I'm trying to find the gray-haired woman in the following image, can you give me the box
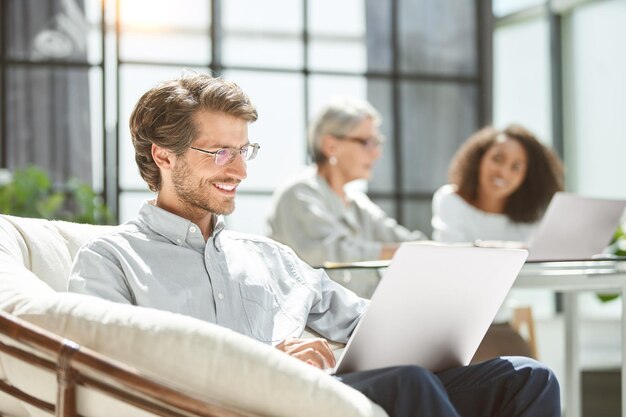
[267,97,426,298]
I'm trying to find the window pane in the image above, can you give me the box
[223,37,302,69]
[365,0,393,73]
[398,0,477,76]
[308,0,366,72]
[119,191,155,223]
[119,0,210,29]
[493,0,546,17]
[118,65,207,190]
[308,41,366,73]
[6,66,95,185]
[120,33,211,65]
[493,18,552,144]
[223,70,306,191]
[88,67,104,193]
[223,0,302,69]
[307,75,367,120]
[223,0,301,32]
[401,198,433,237]
[367,79,395,194]
[225,194,273,235]
[563,0,626,199]
[85,0,103,64]
[400,82,478,193]
[7,0,102,64]
[119,0,211,64]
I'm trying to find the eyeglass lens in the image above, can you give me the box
[337,135,382,150]
[214,144,259,166]
[359,138,380,149]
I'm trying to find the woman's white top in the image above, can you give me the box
[431,184,537,244]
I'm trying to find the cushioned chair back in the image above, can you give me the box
[0,215,115,417]
[0,215,115,291]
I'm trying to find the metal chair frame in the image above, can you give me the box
[0,311,257,417]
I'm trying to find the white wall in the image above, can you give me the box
[563,0,626,199]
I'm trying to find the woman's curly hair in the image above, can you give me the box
[448,124,564,223]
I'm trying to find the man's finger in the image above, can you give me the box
[275,337,336,368]
[293,348,325,369]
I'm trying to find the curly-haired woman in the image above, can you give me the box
[432,125,563,244]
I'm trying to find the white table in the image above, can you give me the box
[516,260,626,417]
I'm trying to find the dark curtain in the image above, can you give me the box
[5,0,92,186]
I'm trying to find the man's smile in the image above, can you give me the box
[213,182,238,194]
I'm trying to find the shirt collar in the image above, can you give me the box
[137,200,226,250]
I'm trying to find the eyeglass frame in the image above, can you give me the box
[189,143,260,166]
[332,134,384,150]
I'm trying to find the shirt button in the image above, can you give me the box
[175,238,182,244]
[218,293,224,300]
[189,226,197,233]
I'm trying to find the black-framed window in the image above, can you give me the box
[1,0,491,237]
[1,0,105,191]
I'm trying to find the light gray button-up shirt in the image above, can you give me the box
[68,201,367,344]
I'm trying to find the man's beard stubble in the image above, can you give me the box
[171,157,236,216]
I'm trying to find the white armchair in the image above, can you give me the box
[0,214,387,417]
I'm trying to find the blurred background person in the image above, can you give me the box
[432,124,564,362]
[432,124,563,244]
[267,97,427,298]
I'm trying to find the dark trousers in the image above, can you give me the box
[336,357,560,417]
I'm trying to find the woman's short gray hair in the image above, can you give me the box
[308,97,381,164]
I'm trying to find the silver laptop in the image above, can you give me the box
[332,243,528,375]
[526,192,626,262]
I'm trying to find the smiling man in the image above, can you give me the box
[68,73,560,417]
[153,109,254,239]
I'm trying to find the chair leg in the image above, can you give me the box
[57,340,80,417]
[511,306,538,359]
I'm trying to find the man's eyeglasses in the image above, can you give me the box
[189,143,260,166]
[333,134,384,151]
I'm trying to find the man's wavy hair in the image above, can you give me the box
[129,73,258,192]
[448,124,564,223]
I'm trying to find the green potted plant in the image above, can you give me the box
[608,225,626,257]
[0,166,114,225]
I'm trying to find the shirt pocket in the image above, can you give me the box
[239,283,301,343]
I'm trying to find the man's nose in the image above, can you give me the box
[226,153,248,180]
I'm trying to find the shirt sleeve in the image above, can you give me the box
[68,241,135,305]
[287,251,368,343]
[431,185,472,243]
[352,192,428,243]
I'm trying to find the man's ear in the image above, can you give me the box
[151,144,174,169]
